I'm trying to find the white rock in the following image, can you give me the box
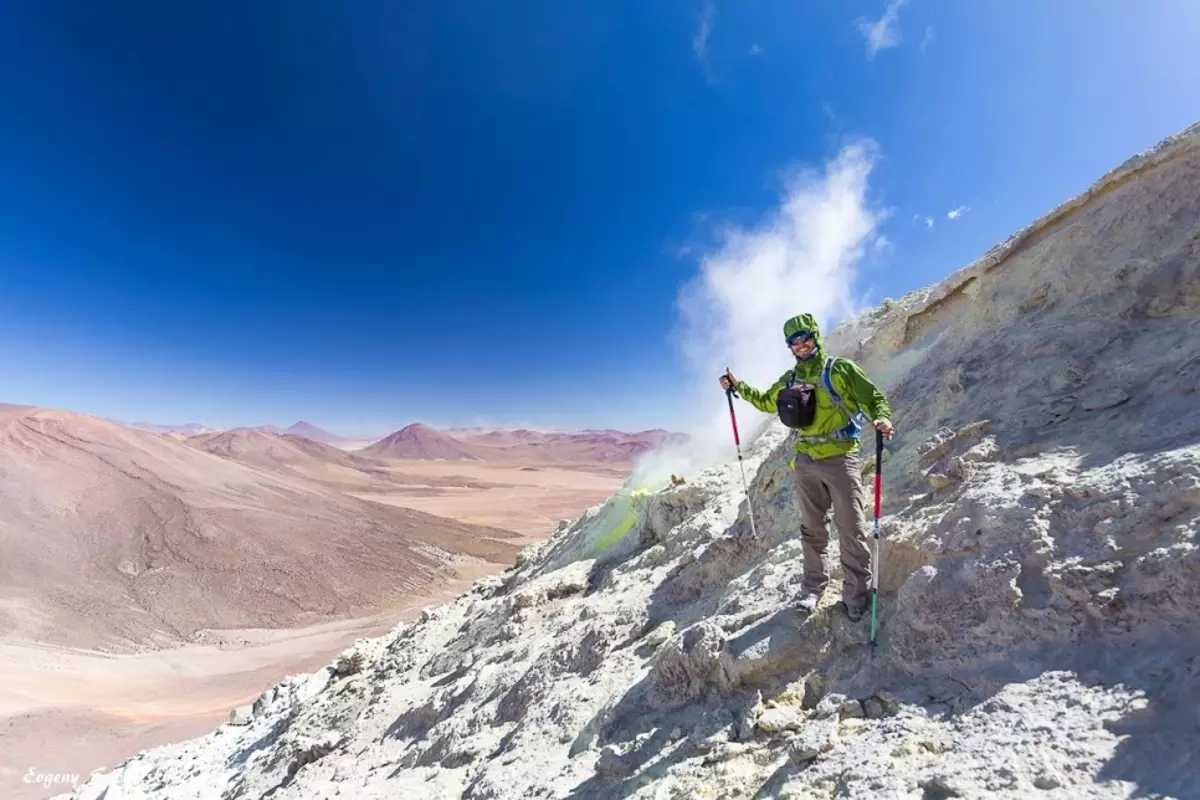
[643,620,676,647]
[756,705,806,734]
[840,699,865,719]
[227,705,253,726]
[789,720,838,762]
[814,692,847,719]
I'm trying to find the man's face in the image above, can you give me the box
[788,333,817,359]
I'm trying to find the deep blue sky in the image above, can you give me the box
[2,1,1197,434]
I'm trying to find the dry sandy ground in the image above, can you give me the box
[350,460,628,536]
[0,449,628,800]
[0,559,504,800]
[0,406,525,650]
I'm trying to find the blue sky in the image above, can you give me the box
[1,1,1197,435]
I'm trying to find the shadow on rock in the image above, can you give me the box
[752,762,807,800]
[1090,626,1200,799]
[563,603,875,799]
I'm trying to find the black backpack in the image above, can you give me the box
[777,381,818,429]
[776,357,868,441]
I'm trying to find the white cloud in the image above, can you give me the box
[638,140,886,482]
[920,25,935,53]
[947,205,969,220]
[856,0,908,59]
[748,43,763,56]
[912,214,934,228]
[692,1,716,83]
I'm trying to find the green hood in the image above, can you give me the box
[783,313,824,362]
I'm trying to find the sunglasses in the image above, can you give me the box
[786,331,814,346]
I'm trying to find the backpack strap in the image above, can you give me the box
[822,357,841,406]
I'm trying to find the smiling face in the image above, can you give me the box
[788,333,817,360]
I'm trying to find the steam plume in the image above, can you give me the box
[634,140,886,484]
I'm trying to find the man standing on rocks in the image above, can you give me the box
[719,312,894,621]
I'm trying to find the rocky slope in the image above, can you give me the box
[63,122,1200,798]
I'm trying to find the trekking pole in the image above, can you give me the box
[724,369,759,539]
[869,427,883,647]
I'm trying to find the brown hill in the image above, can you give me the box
[185,428,388,485]
[113,419,216,436]
[188,429,497,491]
[360,423,481,461]
[0,405,519,651]
[443,427,550,447]
[285,421,346,444]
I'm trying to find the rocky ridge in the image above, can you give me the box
[63,121,1200,799]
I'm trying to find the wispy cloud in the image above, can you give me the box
[947,205,969,220]
[920,25,935,53]
[748,43,763,56]
[692,1,716,84]
[913,214,934,229]
[856,0,908,59]
[644,140,887,479]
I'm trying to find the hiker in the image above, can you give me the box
[719,312,894,622]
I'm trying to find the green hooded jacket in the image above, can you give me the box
[736,312,892,461]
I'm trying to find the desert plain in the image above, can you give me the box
[0,408,652,799]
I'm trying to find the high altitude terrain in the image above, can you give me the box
[63,126,1200,799]
[0,412,652,800]
[359,424,685,465]
[0,406,520,651]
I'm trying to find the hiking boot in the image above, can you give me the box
[796,594,820,615]
[841,601,866,622]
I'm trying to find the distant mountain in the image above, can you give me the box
[112,419,349,442]
[360,424,482,461]
[444,428,548,447]
[285,420,346,444]
[186,428,381,480]
[115,419,216,436]
[122,417,684,463]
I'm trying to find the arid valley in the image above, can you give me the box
[0,406,671,798]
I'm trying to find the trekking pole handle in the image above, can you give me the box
[724,369,742,447]
[722,367,738,397]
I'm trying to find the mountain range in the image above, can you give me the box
[117,419,687,464]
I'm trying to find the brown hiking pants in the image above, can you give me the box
[792,451,873,610]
